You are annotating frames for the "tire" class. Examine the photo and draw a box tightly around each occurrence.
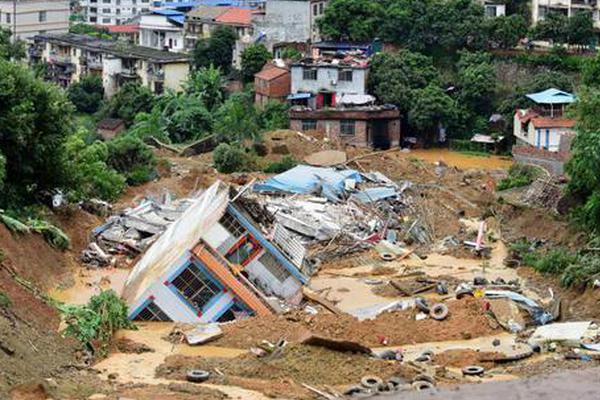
[360,376,384,389]
[430,303,449,320]
[186,369,210,383]
[462,365,485,376]
[380,252,396,261]
[456,289,474,299]
[415,297,430,313]
[414,354,432,363]
[387,376,406,389]
[412,380,435,391]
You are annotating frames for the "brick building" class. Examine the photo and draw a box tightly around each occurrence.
[290,106,401,149]
[254,63,290,105]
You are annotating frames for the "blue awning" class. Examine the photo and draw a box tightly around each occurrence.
[168,15,185,24]
[287,93,313,100]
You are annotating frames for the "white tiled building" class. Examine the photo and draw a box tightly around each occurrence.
[0,0,69,40]
[531,0,600,28]
[80,0,152,25]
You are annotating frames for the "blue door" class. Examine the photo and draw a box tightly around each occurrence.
[536,129,541,148]
[545,129,550,150]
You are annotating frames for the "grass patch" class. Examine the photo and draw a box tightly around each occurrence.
[263,156,297,174]
[497,164,541,191]
[0,292,11,308]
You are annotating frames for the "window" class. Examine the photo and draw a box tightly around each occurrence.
[302,68,317,80]
[340,120,356,136]
[338,70,353,82]
[102,8,110,13]
[171,265,221,312]
[302,119,317,131]
[6,13,11,24]
[141,7,149,12]
[225,236,262,266]
[141,0,149,3]
[219,212,247,239]
[259,252,290,283]
[90,7,97,12]
[319,2,323,14]
[132,7,136,13]
[102,0,110,3]
[135,302,171,321]
[102,17,111,23]
[116,8,121,14]
[38,11,47,22]
[89,16,97,22]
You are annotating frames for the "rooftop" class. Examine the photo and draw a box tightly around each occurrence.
[35,33,190,63]
[255,64,289,81]
[105,24,140,34]
[214,7,254,25]
[292,56,369,69]
[187,5,230,20]
[526,88,576,105]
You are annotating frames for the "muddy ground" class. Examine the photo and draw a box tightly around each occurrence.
[2,138,600,399]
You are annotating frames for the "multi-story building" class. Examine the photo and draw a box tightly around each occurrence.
[139,9,185,52]
[481,0,506,17]
[531,0,600,28]
[251,0,327,51]
[0,0,69,40]
[254,62,290,105]
[30,33,190,97]
[80,0,152,25]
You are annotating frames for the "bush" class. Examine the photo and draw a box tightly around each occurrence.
[107,135,156,185]
[532,248,578,275]
[0,292,10,308]
[99,82,155,126]
[27,219,71,251]
[68,75,104,114]
[60,290,134,355]
[560,253,600,289]
[264,156,297,173]
[497,164,540,191]
[258,101,289,131]
[509,239,539,266]
[213,143,249,173]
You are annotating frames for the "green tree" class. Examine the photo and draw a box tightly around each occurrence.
[69,23,113,39]
[241,44,271,82]
[99,82,155,126]
[127,107,169,143]
[64,129,127,201]
[213,143,248,173]
[0,60,74,204]
[184,65,226,111]
[532,12,568,44]
[107,135,156,185]
[0,28,25,60]
[160,93,213,143]
[280,47,303,61]
[582,52,600,88]
[192,26,237,72]
[408,84,457,143]
[214,92,260,142]
[368,51,439,112]
[486,14,528,49]
[456,51,497,116]
[68,75,105,113]
[566,11,595,49]
[0,152,5,191]
[257,100,289,131]
[317,0,384,41]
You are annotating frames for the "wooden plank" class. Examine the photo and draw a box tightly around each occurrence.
[302,287,343,315]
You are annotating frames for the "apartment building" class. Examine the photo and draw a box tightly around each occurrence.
[532,0,600,28]
[139,9,185,52]
[252,0,328,51]
[0,0,69,40]
[31,33,190,97]
[80,0,152,25]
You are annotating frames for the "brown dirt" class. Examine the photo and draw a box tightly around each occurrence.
[215,298,499,349]
[157,344,412,398]
[113,338,154,354]
[434,349,501,369]
[262,129,335,163]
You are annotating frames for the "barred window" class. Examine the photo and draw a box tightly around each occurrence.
[303,68,317,80]
[171,265,221,311]
[338,70,353,82]
[135,302,171,321]
[259,252,290,283]
[340,120,356,136]
[301,119,317,131]
[219,212,247,239]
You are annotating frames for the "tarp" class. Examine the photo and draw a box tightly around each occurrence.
[254,165,362,201]
[485,290,554,325]
[350,187,398,203]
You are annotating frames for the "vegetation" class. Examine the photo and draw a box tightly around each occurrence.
[214,92,260,142]
[107,135,157,185]
[0,292,11,308]
[60,290,135,355]
[213,143,250,173]
[99,82,155,127]
[184,65,226,111]
[68,75,105,114]
[0,28,25,61]
[27,219,71,250]
[264,156,297,173]
[241,44,272,82]
[497,164,540,191]
[192,26,237,72]
[69,23,113,40]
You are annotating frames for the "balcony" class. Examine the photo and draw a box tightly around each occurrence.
[48,53,73,65]
[87,59,103,70]
[148,69,165,81]
[28,47,43,58]
[571,0,597,7]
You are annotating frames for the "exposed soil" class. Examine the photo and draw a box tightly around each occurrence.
[157,344,412,398]
[434,349,501,369]
[215,297,499,349]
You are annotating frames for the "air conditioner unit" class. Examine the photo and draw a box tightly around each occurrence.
[331,79,337,85]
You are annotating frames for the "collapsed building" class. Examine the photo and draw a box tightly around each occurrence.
[119,165,415,323]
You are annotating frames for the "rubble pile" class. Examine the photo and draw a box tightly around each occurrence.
[81,193,196,267]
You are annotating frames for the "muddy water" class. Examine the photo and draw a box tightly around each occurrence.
[308,276,394,312]
[402,149,513,170]
[95,323,271,399]
[48,267,130,305]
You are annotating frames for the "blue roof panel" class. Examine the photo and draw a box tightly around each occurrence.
[525,88,576,104]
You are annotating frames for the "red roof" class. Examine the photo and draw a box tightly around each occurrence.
[106,24,140,34]
[255,65,288,81]
[215,7,253,26]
